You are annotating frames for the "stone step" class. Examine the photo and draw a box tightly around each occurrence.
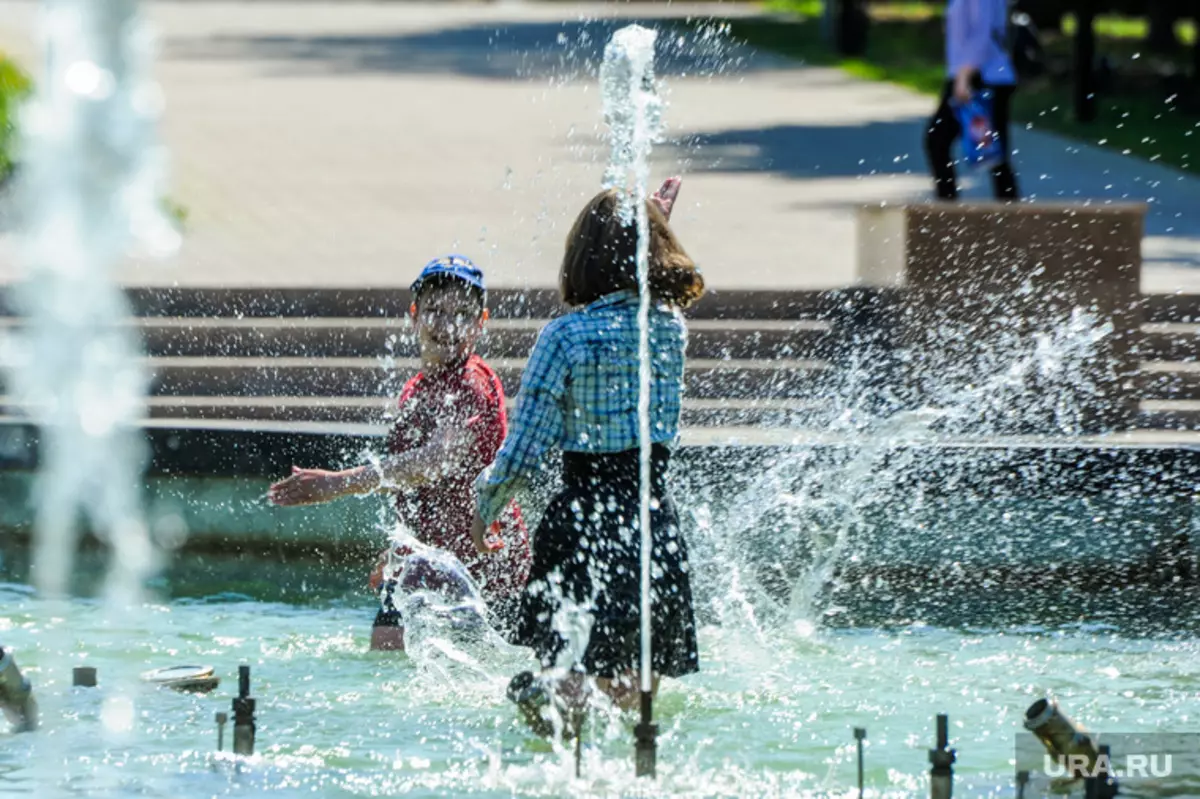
[3,286,1197,324]
[0,356,833,401]
[11,394,1200,432]
[1143,294,1200,325]
[3,286,1196,322]
[0,395,835,428]
[7,315,1195,361]
[124,322,1200,362]
[1137,400,1200,430]
[1138,326,1200,361]
[0,286,838,321]
[0,317,834,360]
[1137,363,1200,400]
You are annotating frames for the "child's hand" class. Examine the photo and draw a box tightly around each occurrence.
[268,466,347,506]
[368,549,389,590]
[470,512,504,555]
[953,68,975,104]
[651,176,682,220]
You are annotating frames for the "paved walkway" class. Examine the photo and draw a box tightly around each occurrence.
[0,1,1198,293]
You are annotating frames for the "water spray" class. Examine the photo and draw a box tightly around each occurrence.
[600,22,663,779]
[14,0,179,598]
[12,1,178,781]
[0,648,37,732]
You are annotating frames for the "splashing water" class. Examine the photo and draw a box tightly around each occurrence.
[930,308,1115,437]
[6,0,178,780]
[600,24,662,697]
[688,310,1120,634]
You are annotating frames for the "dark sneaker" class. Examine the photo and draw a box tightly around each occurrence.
[506,671,547,706]
[507,671,554,738]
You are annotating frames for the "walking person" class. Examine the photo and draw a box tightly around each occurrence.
[471,178,703,728]
[924,0,1020,201]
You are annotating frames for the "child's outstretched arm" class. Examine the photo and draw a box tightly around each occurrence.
[267,465,368,506]
[267,425,471,507]
[472,322,569,551]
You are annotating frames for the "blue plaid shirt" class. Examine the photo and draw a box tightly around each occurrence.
[475,289,686,524]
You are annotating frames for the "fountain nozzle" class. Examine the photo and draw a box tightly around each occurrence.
[634,690,657,777]
[0,648,36,732]
[232,665,256,756]
[854,727,867,798]
[1024,698,1099,779]
[928,713,955,799]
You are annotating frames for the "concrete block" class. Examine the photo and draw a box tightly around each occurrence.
[856,202,1143,433]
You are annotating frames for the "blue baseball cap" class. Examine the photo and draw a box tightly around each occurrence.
[410,254,486,300]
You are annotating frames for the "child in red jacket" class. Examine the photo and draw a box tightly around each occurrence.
[269,255,531,650]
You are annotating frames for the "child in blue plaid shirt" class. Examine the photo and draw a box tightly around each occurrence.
[472,178,704,719]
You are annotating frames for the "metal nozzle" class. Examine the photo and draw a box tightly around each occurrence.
[634,691,656,778]
[215,712,228,751]
[73,666,97,688]
[232,665,256,756]
[928,714,955,799]
[0,649,37,733]
[1024,699,1099,780]
[854,727,867,799]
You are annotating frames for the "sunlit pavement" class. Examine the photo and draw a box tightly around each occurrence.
[0,1,1197,293]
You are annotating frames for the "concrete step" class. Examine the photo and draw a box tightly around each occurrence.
[1137,400,1200,430]
[1143,294,1200,325]
[0,356,833,401]
[1139,325,1200,360]
[8,315,1193,361]
[2,286,1194,324]
[0,395,835,428]
[15,394,1200,432]
[1138,362,1200,400]
[0,286,839,321]
[0,317,833,360]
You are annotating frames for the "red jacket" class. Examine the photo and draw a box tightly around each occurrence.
[384,354,531,601]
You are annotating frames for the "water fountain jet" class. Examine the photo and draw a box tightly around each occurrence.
[8,3,178,786]
[599,22,663,777]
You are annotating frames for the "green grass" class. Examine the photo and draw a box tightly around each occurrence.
[0,54,32,180]
[763,0,823,15]
[721,4,1200,173]
[1062,13,1196,46]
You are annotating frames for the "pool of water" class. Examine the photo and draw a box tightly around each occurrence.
[1,550,1198,798]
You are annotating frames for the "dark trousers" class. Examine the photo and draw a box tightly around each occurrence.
[924,79,1019,201]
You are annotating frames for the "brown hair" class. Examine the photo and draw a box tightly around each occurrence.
[559,188,705,308]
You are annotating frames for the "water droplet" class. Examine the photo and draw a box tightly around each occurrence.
[65,60,114,99]
[101,695,136,733]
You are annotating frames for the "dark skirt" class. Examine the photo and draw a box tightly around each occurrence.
[515,445,699,680]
